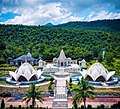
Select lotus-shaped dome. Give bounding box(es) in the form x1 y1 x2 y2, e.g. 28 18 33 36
9 62 42 82
84 62 115 82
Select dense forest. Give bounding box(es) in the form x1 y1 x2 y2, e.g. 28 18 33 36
0 19 120 73
57 19 120 32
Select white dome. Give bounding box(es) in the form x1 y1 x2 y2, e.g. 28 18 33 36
9 62 42 82
85 62 115 82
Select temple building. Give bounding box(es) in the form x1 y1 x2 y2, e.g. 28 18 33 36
43 49 80 73
53 49 77 67
9 61 42 82
81 62 115 82
10 52 38 66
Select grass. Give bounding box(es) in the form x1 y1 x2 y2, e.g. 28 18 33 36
0 84 49 94
0 66 17 77
0 71 9 77
0 79 6 84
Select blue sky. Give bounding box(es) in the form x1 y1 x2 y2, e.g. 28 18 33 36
0 0 120 25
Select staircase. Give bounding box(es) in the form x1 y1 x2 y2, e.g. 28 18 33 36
52 77 68 108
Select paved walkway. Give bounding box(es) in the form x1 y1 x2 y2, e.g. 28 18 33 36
0 81 50 88
52 76 69 108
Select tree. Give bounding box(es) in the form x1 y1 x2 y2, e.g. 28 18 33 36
105 52 114 65
22 83 43 108
72 100 78 109
98 52 103 62
72 78 94 109
1 99 5 109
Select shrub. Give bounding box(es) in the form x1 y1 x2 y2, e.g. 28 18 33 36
97 106 101 109
101 104 105 109
87 104 92 109
18 105 21 109
9 105 13 109
81 105 84 109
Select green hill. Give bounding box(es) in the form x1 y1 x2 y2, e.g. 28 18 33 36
56 19 120 32
0 19 120 65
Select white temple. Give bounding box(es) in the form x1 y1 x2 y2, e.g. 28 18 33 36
9 61 43 82
40 49 80 73
81 62 115 82
53 49 77 67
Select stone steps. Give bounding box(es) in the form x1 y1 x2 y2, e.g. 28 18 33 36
52 101 68 108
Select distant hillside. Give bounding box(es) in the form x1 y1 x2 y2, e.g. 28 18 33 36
0 23 120 62
56 19 120 32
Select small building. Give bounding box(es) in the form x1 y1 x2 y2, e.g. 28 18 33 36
38 59 46 70
79 59 87 69
10 52 38 66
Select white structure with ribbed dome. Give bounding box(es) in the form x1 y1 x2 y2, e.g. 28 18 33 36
9 61 43 82
81 62 115 82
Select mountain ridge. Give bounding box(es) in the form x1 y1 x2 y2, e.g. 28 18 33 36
56 19 120 32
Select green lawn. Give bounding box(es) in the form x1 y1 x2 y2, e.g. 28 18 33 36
0 83 49 94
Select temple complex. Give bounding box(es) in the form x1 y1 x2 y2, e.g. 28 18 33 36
39 49 81 73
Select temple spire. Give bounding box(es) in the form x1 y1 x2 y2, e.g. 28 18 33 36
58 49 66 59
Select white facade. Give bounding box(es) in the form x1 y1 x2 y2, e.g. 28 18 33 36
81 62 115 82
9 62 43 82
44 49 80 73
53 49 77 67
38 59 46 68
79 59 86 68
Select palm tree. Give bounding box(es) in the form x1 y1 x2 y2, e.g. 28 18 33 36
72 77 94 109
22 83 43 108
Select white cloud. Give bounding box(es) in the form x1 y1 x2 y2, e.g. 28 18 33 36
1 2 84 25
87 10 120 21
0 0 120 25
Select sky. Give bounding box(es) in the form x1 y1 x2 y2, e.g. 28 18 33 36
0 0 120 25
